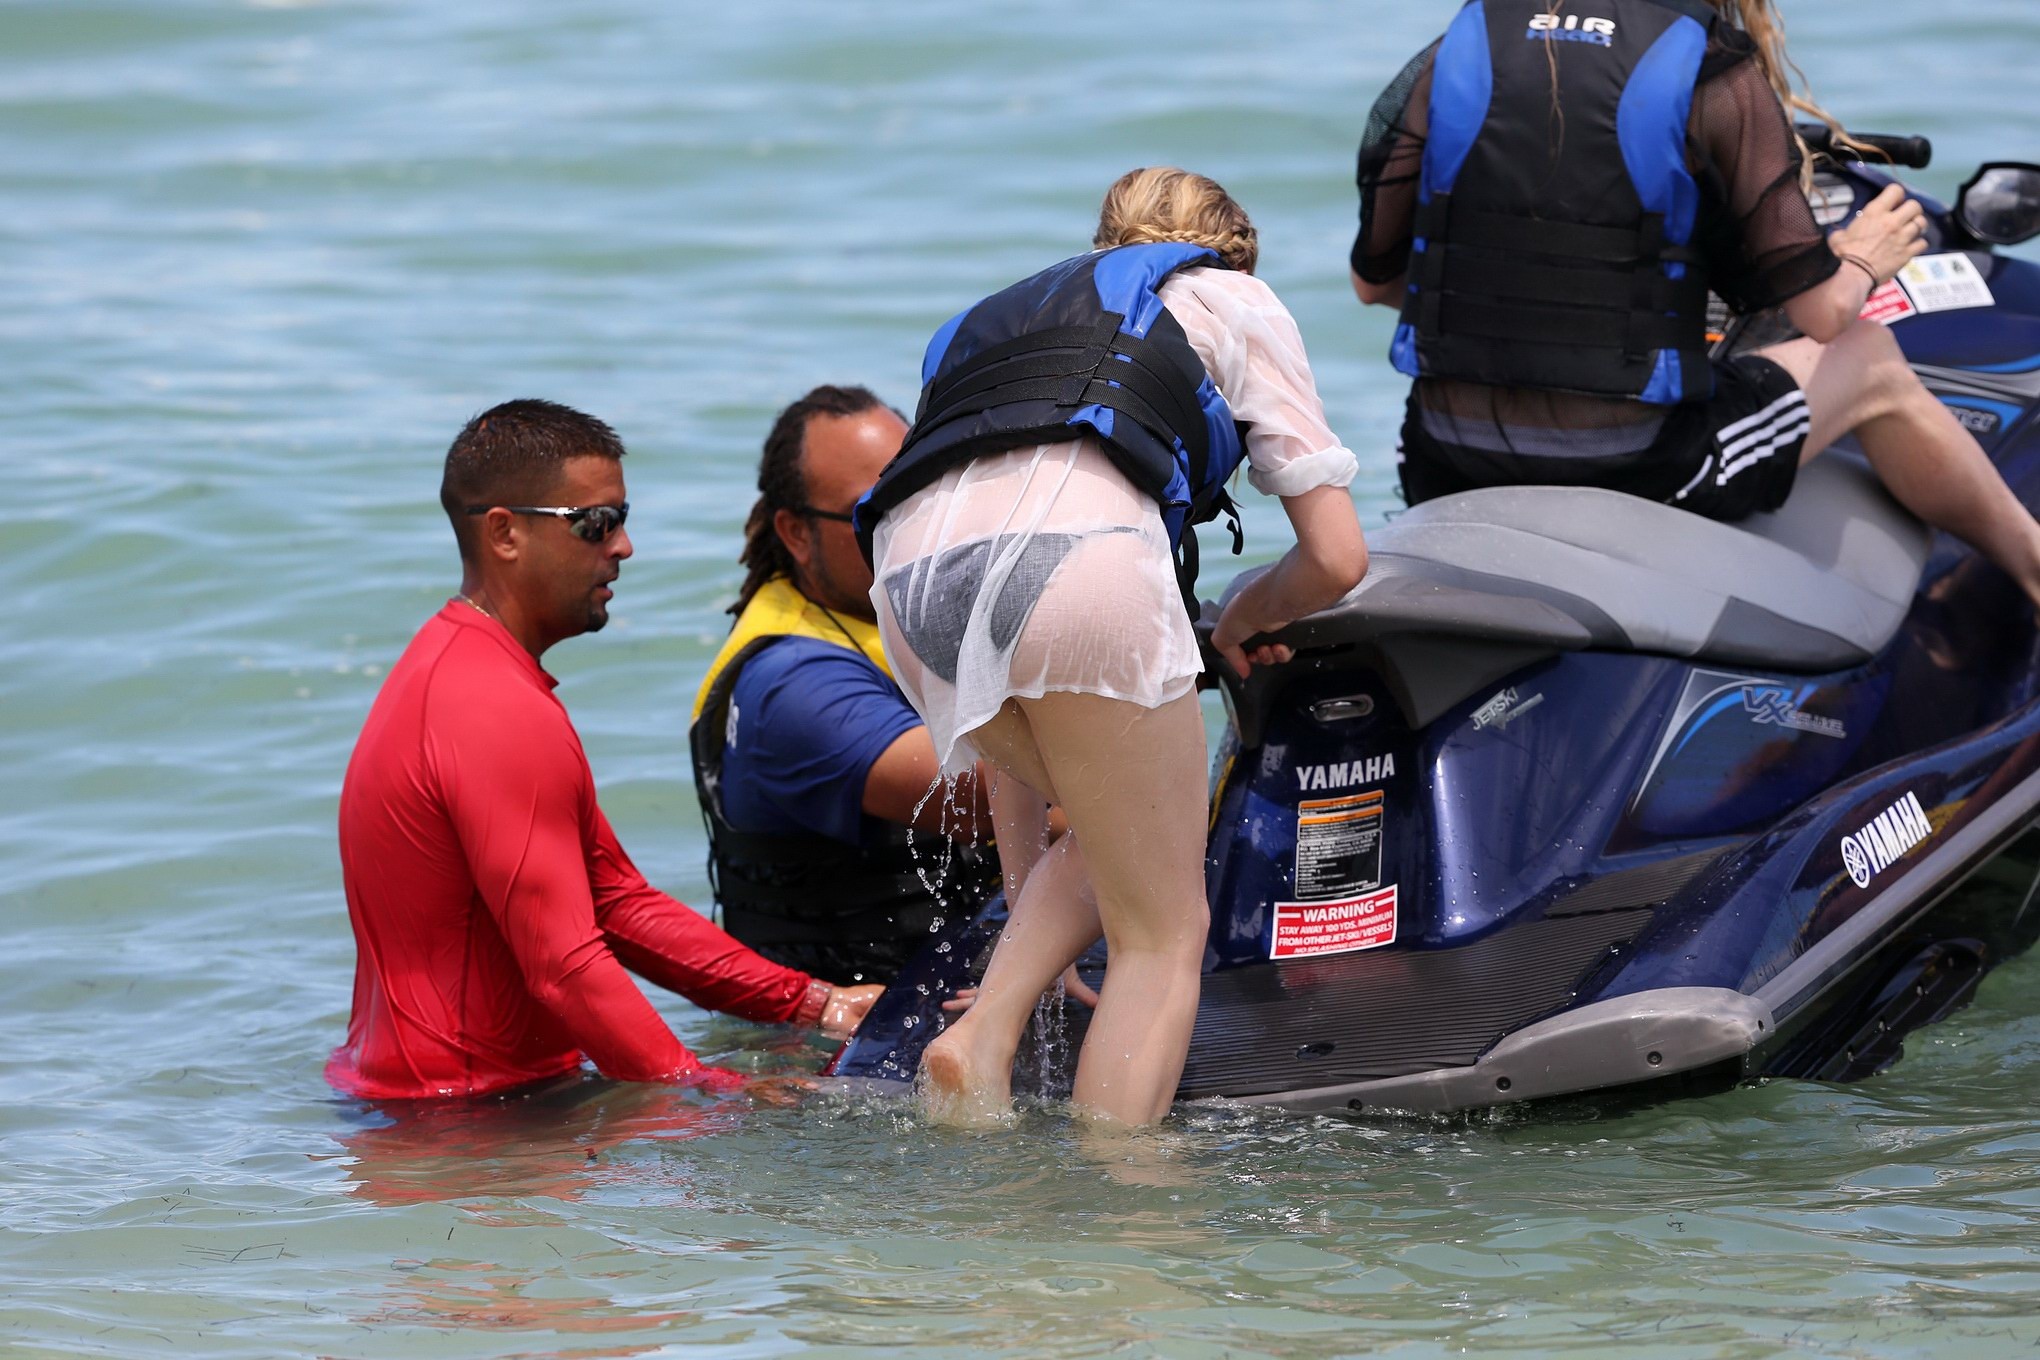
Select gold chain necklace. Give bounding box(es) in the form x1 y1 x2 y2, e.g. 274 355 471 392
457 593 495 620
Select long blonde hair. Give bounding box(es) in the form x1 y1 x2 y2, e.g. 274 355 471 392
1533 0 1865 186
1093 167 1259 275
1705 0 1866 183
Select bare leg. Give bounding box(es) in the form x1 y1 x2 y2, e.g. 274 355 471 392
985 766 1053 905
1020 689 1210 1126
918 702 1103 1126
1759 326 2040 604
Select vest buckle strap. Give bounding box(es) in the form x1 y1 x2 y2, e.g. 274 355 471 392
1057 312 1125 409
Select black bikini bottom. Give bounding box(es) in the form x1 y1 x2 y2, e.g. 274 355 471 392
881 531 1104 684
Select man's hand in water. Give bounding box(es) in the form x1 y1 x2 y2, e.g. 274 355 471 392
822 984 883 1038
746 1073 817 1107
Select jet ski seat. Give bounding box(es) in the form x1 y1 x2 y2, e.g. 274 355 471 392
1218 454 1931 734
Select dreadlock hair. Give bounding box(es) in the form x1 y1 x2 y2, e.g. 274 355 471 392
440 399 627 564
732 384 893 614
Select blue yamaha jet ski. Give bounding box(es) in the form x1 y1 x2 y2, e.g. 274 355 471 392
831 130 2040 1114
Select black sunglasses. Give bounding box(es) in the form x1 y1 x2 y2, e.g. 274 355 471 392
464 502 629 543
790 505 856 525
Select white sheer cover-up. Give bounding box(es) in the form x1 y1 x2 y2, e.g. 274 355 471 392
871 265 1360 776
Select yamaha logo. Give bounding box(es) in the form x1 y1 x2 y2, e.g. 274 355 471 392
1838 790 1932 889
1294 754 1396 792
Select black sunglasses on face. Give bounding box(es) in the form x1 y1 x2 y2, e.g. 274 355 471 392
791 505 856 525
464 502 630 543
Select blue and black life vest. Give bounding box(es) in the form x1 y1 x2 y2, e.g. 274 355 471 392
855 242 1249 603
1393 0 1718 404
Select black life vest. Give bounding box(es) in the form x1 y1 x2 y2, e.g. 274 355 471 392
855 242 1249 604
689 601 998 984
1393 0 1718 404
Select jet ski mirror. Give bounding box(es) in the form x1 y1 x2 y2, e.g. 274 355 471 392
1956 163 2040 246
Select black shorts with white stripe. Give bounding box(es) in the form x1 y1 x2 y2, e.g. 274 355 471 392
1396 355 1806 524
1664 355 1807 521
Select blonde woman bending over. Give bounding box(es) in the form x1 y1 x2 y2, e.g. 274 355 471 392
854 168 1368 1126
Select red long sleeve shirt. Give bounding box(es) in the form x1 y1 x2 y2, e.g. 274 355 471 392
327 602 815 1100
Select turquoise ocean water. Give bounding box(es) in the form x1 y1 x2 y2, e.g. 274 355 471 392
5 2 2040 1355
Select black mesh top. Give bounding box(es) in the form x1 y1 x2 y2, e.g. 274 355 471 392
1353 28 1840 444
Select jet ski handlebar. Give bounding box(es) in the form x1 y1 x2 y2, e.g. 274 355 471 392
1796 122 1932 170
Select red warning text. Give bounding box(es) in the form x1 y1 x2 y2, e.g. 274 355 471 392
1270 885 1398 960
1860 280 1916 326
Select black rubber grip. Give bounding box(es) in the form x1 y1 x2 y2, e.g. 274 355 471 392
1796 122 1933 170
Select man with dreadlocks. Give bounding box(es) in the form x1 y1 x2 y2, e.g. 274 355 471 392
690 387 1001 983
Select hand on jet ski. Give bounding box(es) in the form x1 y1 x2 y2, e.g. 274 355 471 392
1210 483 1373 677
818 983 887 1037
1349 0 2040 610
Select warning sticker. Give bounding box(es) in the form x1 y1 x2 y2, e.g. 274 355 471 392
1294 789 1384 902
1897 252 1994 314
1271 886 1398 960
1860 279 1916 325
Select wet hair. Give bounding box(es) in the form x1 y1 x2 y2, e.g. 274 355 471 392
1093 167 1259 275
440 399 627 563
732 384 893 614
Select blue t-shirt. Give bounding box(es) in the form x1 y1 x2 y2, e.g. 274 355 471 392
718 636 923 846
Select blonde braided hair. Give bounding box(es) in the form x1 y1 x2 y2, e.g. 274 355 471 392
1094 167 1259 275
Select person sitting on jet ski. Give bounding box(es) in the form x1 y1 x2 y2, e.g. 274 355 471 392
1350 0 2040 604
691 385 1005 985
856 168 1369 1126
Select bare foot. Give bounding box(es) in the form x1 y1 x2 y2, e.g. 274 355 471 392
917 1025 1014 1129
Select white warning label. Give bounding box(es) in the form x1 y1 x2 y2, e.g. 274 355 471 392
1897 252 1993 314
1271 886 1399 960
1294 788 1384 902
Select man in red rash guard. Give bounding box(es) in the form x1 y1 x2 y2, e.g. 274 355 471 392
328 399 881 1100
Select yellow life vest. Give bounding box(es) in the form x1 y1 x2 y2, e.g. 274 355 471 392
691 575 891 725
687 575 992 982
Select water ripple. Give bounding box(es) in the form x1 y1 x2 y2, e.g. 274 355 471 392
5 1 2040 1355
